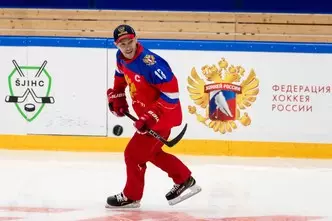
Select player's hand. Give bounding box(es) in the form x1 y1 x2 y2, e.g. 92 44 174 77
107 88 128 117
134 110 160 134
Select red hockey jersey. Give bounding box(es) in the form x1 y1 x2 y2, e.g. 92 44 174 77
112 43 182 131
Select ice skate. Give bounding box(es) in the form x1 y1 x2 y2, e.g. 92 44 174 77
166 176 202 206
105 192 140 208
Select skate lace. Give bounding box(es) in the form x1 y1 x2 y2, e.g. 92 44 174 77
170 184 180 193
115 193 127 202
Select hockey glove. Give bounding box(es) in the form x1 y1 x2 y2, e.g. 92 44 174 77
134 109 160 134
107 88 128 117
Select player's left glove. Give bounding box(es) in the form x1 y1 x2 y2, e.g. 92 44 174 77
134 109 160 134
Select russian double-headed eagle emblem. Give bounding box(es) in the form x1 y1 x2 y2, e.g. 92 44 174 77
143 54 156 66
187 58 259 134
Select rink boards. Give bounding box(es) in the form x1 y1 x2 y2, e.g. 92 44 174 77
0 37 331 158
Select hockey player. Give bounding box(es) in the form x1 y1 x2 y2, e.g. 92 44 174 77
106 24 201 208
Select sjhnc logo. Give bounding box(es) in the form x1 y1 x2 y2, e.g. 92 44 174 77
187 58 259 134
5 60 55 122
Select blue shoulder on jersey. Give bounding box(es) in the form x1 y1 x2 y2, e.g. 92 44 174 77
138 49 174 85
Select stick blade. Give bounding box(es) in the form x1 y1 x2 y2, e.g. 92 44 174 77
166 123 187 147
41 96 55 104
5 95 17 103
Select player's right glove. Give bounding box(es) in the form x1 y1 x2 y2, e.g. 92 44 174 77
134 109 160 134
107 88 128 117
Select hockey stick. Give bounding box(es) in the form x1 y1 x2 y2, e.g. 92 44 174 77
124 112 187 147
30 88 55 104
12 60 25 77
35 60 47 78
5 88 30 103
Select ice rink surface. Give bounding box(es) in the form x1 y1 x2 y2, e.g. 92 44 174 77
0 149 332 221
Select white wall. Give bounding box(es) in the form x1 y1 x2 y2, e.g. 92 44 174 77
1 42 331 143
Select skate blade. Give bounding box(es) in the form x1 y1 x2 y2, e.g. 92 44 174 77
168 184 202 206
105 201 141 209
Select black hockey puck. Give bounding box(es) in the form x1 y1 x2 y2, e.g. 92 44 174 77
113 125 123 136
24 103 36 112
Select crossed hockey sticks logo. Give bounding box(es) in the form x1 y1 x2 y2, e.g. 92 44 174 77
5 60 55 112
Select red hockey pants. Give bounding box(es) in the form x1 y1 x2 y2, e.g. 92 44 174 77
123 129 191 201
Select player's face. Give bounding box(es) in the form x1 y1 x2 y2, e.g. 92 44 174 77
116 37 137 59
